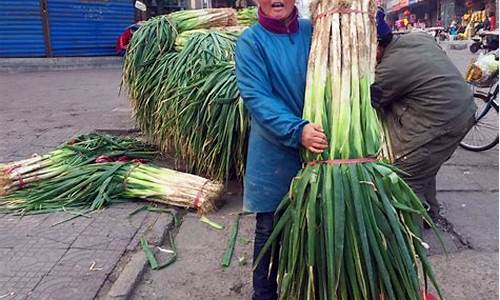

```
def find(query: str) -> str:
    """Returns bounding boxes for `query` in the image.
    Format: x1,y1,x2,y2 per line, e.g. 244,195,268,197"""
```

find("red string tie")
193,180,210,209
307,157,378,167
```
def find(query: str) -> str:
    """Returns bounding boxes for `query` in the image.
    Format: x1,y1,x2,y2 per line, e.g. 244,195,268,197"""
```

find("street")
0,44,498,300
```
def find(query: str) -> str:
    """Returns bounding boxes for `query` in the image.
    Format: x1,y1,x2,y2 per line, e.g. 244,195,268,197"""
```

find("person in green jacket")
371,8,477,222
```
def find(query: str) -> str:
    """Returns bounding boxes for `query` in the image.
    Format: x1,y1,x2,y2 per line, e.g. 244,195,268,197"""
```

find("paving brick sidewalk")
0,204,158,300
0,69,160,300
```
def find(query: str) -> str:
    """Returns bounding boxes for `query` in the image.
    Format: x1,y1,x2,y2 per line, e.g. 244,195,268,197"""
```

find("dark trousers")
395,118,473,215
252,212,279,300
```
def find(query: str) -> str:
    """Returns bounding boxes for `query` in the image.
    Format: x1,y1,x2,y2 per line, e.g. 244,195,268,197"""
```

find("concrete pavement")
129,45,499,300
128,145,499,300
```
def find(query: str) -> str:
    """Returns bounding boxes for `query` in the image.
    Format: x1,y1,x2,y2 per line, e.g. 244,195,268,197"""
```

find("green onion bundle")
0,134,156,196
154,31,237,147
174,62,248,181
174,29,210,51
121,10,250,181
256,0,442,298
236,7,258,26
174,26,245,51
152,31,248,180
121,15,177,100
1,162,223,215
169,8,238,32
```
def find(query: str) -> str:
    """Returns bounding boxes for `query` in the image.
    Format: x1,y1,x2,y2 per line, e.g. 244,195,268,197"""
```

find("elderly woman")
235,0,327,299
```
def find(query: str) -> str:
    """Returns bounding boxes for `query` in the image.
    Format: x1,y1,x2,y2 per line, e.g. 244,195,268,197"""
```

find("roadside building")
382,0,496,29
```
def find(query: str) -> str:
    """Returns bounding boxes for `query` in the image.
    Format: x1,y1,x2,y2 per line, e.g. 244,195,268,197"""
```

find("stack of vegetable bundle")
1,161,222,215
174,26,245,51
153,31,244,178
0,133,156,196
256,0,442,298
169,8,238,32
122,9,249,181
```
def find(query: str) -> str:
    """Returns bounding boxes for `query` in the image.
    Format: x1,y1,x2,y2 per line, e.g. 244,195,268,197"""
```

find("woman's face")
258,0,295,21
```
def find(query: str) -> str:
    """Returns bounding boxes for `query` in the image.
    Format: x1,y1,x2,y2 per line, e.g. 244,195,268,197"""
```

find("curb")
105,211,177,300
0,56,123,73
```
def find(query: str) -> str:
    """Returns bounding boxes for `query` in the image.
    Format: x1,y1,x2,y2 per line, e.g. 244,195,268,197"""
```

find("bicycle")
459,77,499,151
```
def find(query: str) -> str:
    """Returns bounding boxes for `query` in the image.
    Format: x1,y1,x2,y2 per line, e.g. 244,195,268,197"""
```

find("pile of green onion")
0,134,223,215
169,8,238,32
255,0,443,298
1,162,222,215
0,133,156,196
121,10,249,181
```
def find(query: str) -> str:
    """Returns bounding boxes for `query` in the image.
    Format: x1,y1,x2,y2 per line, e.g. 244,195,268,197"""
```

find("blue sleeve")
235,34,308,149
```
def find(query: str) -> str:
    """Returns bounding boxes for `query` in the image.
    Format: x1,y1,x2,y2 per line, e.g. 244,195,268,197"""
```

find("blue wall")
0,0,46,57
0,0,134,57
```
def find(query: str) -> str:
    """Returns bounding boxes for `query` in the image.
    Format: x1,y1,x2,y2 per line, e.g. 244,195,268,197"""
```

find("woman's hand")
301,123,328,153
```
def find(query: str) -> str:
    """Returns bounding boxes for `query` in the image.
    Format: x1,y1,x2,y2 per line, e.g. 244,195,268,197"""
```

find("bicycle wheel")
460,93,499,151
470,42,481,53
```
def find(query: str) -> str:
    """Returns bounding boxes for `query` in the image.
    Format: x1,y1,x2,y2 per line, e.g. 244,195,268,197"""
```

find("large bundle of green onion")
121,12,250,181
125,51,179,138
153,31,249,180
174,26,245,51
169,8,238,32
120,14,179,136
256,0,442,298
121,15,177,100
1,162,223,215
173,62,248,180
0,134,156,196
236,7,258,26
153,31,238,146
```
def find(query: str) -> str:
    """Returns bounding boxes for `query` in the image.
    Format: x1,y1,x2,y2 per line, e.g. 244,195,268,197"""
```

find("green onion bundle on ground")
236,7,258,26
1,162,223,215
255,0,443,298
0,134,156,196
169,8,238,32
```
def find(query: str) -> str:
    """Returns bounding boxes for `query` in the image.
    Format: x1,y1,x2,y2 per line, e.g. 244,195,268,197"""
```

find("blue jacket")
235,19,312,213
